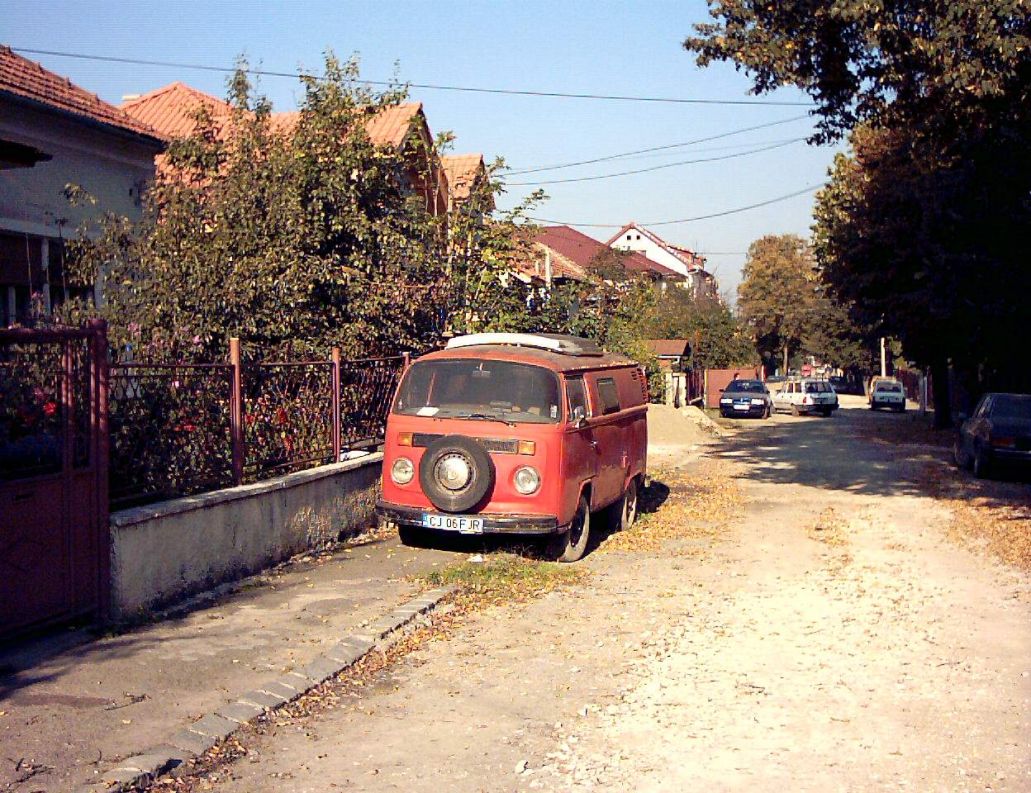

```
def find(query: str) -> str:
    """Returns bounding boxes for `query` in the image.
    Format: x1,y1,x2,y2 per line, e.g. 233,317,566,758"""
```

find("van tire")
607,477,639,532
398,526,425,547
548,496,590,563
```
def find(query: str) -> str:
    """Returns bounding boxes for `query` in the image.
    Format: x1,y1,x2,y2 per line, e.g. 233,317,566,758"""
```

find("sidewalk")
0,529,456,793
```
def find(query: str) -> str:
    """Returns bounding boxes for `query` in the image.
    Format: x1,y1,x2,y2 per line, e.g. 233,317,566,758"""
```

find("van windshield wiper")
456,411,516,426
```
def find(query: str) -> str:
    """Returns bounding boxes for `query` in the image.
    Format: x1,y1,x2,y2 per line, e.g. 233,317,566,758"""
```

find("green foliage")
60,54,541,361
686,0,1031,410
639,286,756,369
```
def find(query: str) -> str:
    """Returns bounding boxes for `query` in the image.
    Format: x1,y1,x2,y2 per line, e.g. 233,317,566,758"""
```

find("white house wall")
0,100,157,239
609,229,689,277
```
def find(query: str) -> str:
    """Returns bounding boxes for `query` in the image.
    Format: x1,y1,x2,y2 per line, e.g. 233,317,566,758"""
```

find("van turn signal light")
517,440,536,455
398,432,414,447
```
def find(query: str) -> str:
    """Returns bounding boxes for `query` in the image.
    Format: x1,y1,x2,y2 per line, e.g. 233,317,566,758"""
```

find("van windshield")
393,359,562,424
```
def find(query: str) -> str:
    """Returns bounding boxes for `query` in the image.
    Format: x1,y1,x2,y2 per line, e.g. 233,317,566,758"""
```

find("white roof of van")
445,333,603,356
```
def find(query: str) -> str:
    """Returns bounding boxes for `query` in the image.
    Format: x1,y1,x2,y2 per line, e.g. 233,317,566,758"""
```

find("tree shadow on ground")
713,405,1031,511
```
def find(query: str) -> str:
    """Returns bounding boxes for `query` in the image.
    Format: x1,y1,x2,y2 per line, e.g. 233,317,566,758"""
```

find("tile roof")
645,339,691,357
120,82,233,139
120,82,423,148
0,45,164,143
535,225,684,279
606,222,704,272
441,153,485,201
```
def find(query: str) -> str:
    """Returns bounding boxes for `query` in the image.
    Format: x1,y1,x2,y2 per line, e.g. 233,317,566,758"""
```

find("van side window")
566,377,590,420
596,377,621,415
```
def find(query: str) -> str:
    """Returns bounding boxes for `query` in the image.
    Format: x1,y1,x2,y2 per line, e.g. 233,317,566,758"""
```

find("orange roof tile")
121,82,423,150
0,45,164,143
441,153,485,201
120,82,232,139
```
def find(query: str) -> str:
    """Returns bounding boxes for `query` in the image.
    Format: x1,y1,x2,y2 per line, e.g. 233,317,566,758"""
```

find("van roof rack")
445,333,604,356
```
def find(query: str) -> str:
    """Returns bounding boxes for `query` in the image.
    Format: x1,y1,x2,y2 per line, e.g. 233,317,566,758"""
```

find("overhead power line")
12,47,813,107
503,139,807,185
506,114,812,175
527,183,824,228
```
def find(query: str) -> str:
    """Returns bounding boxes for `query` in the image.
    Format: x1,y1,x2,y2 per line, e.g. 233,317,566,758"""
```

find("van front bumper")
377,501,562,535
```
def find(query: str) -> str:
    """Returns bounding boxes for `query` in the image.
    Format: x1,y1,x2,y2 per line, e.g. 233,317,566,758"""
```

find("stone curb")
78,586,454,792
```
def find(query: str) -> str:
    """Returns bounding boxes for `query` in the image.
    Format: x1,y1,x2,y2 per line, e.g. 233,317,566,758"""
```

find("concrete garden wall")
108,453,383,620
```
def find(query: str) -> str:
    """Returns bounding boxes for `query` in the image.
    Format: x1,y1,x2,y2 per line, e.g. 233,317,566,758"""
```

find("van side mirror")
571,405,587,428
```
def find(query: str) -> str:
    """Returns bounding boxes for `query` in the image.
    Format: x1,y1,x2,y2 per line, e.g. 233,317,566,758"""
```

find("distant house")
0,46,166,325
441,153,491,215
607,222,719,301
516,225,684,287
120,83,449,217
644,339,691,370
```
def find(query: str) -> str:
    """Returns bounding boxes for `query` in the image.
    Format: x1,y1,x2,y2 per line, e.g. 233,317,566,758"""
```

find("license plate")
422,513,485,534
734,404,750,411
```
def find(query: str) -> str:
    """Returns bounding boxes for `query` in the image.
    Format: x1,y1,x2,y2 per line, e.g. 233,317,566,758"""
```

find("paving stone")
275,673,310,694
284,669,318,687
260,679,302,701
189,713,238,741
216,700,266,724
146,743,193,771
325,641,368,666
240,688,286,708
339,635,375,653
302,655,343,683
101,766,145,787
117,750,178,775
169,727,218,755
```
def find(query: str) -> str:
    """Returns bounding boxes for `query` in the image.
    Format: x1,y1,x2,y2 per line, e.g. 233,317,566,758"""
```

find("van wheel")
607,478,639,532
548,496,590,563
973,444,992,479
398,526,426,547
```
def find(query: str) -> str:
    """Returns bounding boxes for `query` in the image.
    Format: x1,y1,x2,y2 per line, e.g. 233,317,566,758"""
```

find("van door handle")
588,439,598,449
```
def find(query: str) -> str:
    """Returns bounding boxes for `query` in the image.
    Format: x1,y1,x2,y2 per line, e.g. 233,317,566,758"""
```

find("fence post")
331,347,341,463
229,337,244,486
402,351,411,372
89,319,111,621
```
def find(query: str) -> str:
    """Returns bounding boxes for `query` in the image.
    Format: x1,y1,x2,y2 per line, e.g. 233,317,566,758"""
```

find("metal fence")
108,338,405,508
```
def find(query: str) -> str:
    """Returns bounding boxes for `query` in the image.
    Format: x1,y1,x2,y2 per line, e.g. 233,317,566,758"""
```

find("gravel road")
163,399,1031,792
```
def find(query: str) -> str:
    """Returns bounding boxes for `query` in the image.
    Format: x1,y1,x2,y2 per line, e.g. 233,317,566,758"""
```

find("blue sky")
3,0,838,297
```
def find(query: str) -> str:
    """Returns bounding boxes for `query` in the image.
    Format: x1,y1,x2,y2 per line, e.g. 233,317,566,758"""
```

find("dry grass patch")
600,462,742,553
416,553,588,608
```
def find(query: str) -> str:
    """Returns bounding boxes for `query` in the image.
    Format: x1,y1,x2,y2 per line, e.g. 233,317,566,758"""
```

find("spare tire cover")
419,434,495,513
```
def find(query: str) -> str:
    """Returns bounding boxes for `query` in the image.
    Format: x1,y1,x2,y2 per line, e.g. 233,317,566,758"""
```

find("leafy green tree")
737,235,819,374
639,286,756,369
685,0,1031,422
61,55,540,361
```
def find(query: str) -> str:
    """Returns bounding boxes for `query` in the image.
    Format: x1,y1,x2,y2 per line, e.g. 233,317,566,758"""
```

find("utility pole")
880,336,887,377
544,249,552,288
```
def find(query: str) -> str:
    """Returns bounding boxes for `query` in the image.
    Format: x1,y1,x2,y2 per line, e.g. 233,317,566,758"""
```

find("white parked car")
773,379,839,417
869,379,906,412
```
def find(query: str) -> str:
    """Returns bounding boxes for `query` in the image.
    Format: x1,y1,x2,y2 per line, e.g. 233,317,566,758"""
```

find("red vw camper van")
377,333,648,561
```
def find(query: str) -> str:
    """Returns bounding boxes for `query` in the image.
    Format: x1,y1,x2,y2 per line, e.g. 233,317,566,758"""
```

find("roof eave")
2,90,168,150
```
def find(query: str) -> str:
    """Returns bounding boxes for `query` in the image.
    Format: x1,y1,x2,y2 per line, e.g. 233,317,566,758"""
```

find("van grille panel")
411,433,518,454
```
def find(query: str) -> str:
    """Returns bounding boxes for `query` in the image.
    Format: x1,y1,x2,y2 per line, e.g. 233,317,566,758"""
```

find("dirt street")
172,398,1030,792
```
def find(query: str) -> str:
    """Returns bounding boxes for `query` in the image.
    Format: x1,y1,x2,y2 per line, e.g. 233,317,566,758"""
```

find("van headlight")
720,397,732,404
513,466,541,495
750,398,765,405
390,457,415,485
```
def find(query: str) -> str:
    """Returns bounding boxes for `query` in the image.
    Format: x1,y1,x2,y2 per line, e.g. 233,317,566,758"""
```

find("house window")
636,234,641,240
626,234,631,240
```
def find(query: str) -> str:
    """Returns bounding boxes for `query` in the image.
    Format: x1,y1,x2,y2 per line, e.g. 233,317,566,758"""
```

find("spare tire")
418,434,495,513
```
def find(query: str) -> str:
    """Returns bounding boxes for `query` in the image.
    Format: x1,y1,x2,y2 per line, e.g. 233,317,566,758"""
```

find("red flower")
43,401,57,417
275,407,288,426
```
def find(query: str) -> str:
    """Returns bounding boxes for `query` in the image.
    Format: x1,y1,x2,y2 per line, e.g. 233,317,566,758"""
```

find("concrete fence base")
108,453,383,620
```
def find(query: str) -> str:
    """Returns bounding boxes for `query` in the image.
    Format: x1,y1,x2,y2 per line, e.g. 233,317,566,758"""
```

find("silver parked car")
772,378,839,417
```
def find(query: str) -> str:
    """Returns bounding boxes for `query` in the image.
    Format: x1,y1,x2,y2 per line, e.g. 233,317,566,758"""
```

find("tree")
737,235,819,374
61,55,541,361
685,1,1031,422
639,286,756,369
